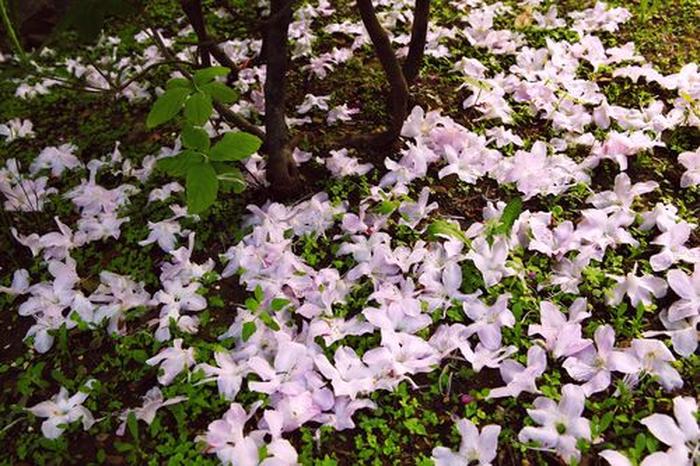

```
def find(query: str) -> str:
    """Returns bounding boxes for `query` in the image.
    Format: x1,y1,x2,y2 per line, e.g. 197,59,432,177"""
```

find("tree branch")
179,0,239,72
403,0,430,86
149,28,264,138
354,0,409,148
180,0,211,66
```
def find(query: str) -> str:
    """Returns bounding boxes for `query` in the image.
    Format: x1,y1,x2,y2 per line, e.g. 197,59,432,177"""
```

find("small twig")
150,28,265,140
114,60,194,93
0,417,23,434
149,29,189,75
85,56,117,89
213,103,265,139
29,72,108,93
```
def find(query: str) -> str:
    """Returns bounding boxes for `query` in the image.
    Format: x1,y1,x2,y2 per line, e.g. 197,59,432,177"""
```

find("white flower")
116,387,187,435
27,382,96,439
146,338,196,385
154,280,207,313
323,148,373,178
398,187,438,228
296,93,330,114
607,263,667,307
678,147,700,188
576,209,638,259
326,104,359,124
0,269,30,295
148,182,184,203
30,144,82,177
153,279,207,341
463,293,514,349
640,396,699,465
90,271,150,334
629,339,683,390
563,325,640,395
438,143,499,184
466,237,515,288
401,106,445,139
586,173,657,214
650,222,700,272
518,384,591,463
432,418,501,466
0,118,34,142
139,218,186,252
666,265,700,322
198,352,250,400
203,402,264,466
488,345,547,399
261,439,299,466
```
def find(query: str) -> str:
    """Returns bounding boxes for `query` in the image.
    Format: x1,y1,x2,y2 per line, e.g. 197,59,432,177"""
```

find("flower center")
556,422,567,435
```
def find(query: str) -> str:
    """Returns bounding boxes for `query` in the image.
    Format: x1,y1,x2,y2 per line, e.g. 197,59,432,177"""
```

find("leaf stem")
0,0,27,63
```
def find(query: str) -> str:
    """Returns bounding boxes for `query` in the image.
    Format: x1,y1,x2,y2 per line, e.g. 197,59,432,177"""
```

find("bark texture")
355,0,410,148
403,0,430,85
264,0,300,195
180,0,238,71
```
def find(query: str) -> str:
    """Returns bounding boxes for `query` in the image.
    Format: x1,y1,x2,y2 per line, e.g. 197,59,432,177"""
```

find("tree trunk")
354,0,409,149
264,0,299,196
179,0,211,66
180,0,239,73
403,0,430,86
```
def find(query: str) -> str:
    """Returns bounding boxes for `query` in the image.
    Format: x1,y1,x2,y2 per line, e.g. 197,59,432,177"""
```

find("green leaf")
259,311,280,331
645,435,658,453
157,150,203,177
186,161,219,214
114,441,134,453
166,78,192,90
193,66,230,86
210,132,262,161
127,412,139,442
494,197,523,236
245,297,260,312
201,82,239,104
213,165,246,194
271,298,290,311
598,411,614,433
460,260,485,293
130,349,148,363
634,433,646,453
254,285,264,302
184,91,213,126
374,200,399,215
258,444,269,462
147,87,190,128
426,219,469,243
242,321,256,342
182,126,210,151
403,418,427,436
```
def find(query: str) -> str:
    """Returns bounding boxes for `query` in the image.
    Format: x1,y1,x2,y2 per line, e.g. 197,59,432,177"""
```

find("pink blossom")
432,418,500,465
518,384,591,463
146,338,196,385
